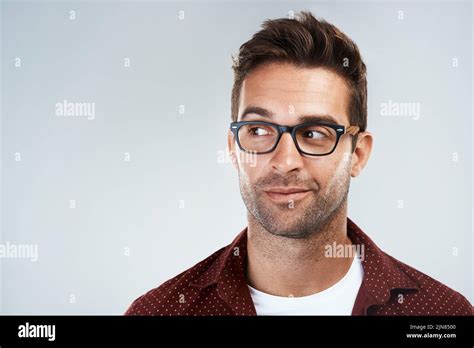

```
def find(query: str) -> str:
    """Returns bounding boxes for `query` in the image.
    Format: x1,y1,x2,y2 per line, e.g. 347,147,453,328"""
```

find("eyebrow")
240,105,340,125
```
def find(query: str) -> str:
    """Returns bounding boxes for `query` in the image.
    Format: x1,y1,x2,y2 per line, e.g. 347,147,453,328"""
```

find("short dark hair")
231,11,367,149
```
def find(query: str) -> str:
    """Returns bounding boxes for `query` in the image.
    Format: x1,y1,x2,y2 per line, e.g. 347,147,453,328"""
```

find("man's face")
228,62,357,239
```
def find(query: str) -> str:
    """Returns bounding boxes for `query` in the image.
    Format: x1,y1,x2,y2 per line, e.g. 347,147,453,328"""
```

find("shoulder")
382,252,472,315
124,246,227,316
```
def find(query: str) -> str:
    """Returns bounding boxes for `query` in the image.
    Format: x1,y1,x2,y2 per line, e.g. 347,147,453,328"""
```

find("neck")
246,200,353,297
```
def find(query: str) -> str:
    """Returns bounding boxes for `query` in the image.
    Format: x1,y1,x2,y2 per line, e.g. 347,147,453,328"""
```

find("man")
125,11,471,315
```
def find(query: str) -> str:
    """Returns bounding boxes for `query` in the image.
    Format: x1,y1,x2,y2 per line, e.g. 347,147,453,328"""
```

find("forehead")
238,62,351,126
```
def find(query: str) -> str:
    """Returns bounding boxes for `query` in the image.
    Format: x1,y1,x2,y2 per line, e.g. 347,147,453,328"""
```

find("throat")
246,214,354,297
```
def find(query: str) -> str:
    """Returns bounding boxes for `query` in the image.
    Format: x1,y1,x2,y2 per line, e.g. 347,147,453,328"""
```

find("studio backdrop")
1,0,472,314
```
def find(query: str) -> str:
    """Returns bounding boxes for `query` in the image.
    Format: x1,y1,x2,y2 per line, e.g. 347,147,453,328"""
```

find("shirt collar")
190,218,420,311
346,217,419,306
189,227,251,309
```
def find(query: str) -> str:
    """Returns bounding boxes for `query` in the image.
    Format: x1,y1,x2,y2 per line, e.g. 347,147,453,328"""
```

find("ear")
227,130,238,171
350,131,373,178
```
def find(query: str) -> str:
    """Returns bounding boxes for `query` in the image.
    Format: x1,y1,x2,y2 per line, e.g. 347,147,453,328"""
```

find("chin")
264,224,314,239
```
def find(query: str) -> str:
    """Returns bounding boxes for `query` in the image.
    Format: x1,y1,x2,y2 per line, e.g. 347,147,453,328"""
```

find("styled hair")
231,11,367,148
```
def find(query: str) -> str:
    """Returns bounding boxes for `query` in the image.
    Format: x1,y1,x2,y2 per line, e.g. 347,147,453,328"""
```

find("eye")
303,130,327,139
249,126,272,136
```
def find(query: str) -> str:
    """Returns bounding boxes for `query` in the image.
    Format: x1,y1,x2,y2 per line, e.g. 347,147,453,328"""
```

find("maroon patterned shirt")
125,218,472,316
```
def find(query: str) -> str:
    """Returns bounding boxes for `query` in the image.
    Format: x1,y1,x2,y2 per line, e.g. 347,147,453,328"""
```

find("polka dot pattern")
125,218,472,316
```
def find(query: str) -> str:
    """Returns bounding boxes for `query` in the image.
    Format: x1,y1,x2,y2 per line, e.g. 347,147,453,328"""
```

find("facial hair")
238,154,351,239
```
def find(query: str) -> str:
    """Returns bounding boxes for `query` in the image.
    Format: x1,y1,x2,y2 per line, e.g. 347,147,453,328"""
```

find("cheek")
238,159,263,182
326,137,354,170
237,153,270,185
336,136,353,156
303,156,344,185
304,158,330,182
323,154,352,189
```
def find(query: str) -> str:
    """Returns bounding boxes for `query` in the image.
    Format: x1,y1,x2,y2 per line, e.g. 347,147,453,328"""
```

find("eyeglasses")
230,121,360,156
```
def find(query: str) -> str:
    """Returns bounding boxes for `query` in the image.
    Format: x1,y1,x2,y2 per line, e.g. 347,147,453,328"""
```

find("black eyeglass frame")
230,121,360,156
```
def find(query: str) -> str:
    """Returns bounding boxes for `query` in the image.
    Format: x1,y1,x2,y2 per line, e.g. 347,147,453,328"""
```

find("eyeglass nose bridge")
272,125,303,153
277,125,294,134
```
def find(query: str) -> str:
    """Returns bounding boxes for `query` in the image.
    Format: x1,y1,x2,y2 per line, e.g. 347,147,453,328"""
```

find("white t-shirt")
248,253,364,315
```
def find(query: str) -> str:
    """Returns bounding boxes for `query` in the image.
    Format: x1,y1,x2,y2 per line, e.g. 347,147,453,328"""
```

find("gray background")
1,0,472,314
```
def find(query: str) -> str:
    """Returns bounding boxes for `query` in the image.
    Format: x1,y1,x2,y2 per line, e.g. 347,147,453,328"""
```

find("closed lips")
263,188,312,202
264,187,310,194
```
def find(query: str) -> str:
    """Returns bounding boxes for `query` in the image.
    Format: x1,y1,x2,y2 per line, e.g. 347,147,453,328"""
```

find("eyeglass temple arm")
346,126,360,135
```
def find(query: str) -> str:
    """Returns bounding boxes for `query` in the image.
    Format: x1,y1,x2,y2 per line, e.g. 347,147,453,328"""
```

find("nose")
269,133,304,173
